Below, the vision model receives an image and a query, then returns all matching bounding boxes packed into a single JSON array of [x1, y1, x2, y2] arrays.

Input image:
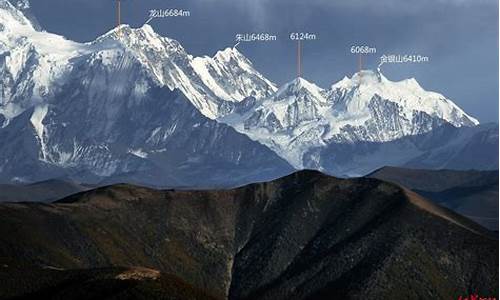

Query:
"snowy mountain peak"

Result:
[[0, 0, 33, 29], [290, 77, 316, 87], [334, 69, 425, 93], [2, 0, 41, 31], [329, 69, 479, 127], [213, 47, 245, 62], [191, 47, 277, 105], [96, 23, 177, 49], [0, 0, 89, 122], [334, 69, 387, 89], [284, 77, 322, 91], [352, 69, 383, 82], [275, 77, 325, 101], [140, 23, 155, 34], [0, 1, 84, 54]]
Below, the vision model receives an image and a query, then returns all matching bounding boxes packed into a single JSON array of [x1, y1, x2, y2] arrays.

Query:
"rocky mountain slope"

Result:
[[0, 171, 497, 299], [0, 83, 294, 186]]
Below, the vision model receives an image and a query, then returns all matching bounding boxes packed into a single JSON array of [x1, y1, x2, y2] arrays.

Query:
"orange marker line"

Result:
[[358, 54, 363, 84], [117, 0, 121, 35], [297, 40, 302, 78]]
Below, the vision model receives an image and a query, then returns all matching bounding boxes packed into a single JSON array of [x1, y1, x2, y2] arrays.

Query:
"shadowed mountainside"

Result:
[[0, 170, 497, 299], [369, 167, 499, 230]]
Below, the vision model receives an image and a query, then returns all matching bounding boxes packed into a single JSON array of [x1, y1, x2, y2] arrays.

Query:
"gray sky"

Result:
[[29, 0, 498, 123]]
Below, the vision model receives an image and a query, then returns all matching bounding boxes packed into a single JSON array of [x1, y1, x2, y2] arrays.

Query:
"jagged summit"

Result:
[[350, 69, 385, 84], [191, 47, 277, 104], [100, 23, 161, 39], [213, 46, 246, 61], [94, 23, 176, 49], [0, 0, 89, 121], [285, 77, 318, 88], [276, 77, 325, 97], [0, 0, 33, 30], [336, 69, 423, 91], [0, 0, 84, 54]]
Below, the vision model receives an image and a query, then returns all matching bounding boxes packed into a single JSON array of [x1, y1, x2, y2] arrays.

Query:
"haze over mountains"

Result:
[[0, 0, 498, 187]]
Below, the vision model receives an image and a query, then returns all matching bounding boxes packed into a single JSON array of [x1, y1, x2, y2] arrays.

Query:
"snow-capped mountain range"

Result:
[[0, 0, 276, 121], [221, 71, 478, 168], [0, 0, 496, 186], [0, 0, 292, 186]]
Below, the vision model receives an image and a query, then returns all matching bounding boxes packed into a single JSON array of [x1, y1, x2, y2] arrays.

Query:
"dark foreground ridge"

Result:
[[0, 170, 497, 299], [369, 166, 499, 230]]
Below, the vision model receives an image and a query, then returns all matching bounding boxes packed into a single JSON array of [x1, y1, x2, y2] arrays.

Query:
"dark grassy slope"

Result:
[[0, 265, 218, 300], [369, 167, 499, 230], [0, 170, 497, 300]]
